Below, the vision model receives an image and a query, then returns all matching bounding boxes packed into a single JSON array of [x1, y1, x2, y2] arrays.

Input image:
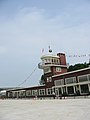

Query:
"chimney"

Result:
[[57, 53, 67, 65]]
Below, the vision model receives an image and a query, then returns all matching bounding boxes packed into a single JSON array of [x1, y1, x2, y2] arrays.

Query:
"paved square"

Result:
[[0, 99, 90, 120]]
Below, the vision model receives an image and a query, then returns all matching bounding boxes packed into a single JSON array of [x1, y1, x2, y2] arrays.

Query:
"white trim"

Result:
[[77, 81, 90, 85], [42, 64, 67, 68]]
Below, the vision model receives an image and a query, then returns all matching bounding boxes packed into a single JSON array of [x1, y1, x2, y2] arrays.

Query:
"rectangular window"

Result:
[[47, 88, 53, 95], [19, 90, 26, 97], [32, 90, 38, 96], [80, 84, 89, 93], [57, 59, 60, 64], [67, 86, 74, 94], [65, 77, 76, 84], [44, 67, 51, 73], [26, 90, 31, 96], [78, 75, 88, 82], [56, 67, 61, 72], [54, 79, 64, 86], [39, 89, 45, 95], [47, 77, 52, 82]]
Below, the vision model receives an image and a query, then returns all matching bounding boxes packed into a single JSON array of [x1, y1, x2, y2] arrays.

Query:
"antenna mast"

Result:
[[48, 45, 52, 53]]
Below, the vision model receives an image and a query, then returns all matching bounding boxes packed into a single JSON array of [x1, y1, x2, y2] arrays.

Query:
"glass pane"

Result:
[[67, 86, 74, 94], [79, 75, 88, 82], [55, 79, 64, 86], [80, 85, 89, 93], [65, 78, 73, 84]]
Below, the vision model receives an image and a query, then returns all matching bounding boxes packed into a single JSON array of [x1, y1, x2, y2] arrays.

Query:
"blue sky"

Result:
[[0, 0, 90, 87]]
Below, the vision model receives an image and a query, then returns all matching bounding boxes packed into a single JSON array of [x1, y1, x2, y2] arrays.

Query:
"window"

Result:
[[52, 58, 54, 63], [47, 88, 53, 95], [26, 90, 31, 96], [56, 67, 61, 72], [39, 89, 45, 95], [54, 79, 64, 86], [44, 58, 52, 64], [67, 86, 74, 94], [44, 59, 47, 63], [47, 77, 52, 82], [80, 84, 89, 93], [12, 91, 17, 97], [18, 91, 22, 97], [44, 67, 51, 73], [32, 90, 38, 96], [57, 59, 58, 63], [54, 59, 56, 63], [65, 77, 76, 84], [19, 90, 26, 97], [78, 75, 88, 82]]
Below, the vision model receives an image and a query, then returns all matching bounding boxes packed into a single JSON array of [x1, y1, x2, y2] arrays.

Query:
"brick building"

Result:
[[6, 52, 90, 99]]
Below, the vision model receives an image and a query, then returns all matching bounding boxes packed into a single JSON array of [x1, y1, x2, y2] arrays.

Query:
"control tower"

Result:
[[38, 48, 67, 86]]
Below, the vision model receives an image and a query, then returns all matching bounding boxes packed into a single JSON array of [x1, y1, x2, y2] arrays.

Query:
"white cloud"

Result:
[[0, 5, 90, 87], [0, 6, 90, 57]]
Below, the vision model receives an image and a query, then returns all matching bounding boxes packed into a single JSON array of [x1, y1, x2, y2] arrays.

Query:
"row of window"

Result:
[[26, 88, 53, 96], [55, 84, 89, 95], [9, 82, 90, 98], [11, 90, 26, 97], [26, 89, 45, 96], [8, 74, 90, 97], [10, 88, 54, 97], [55, 74, 90, 86], [42, 58, 60, 64], [44, 67, 61, 74]]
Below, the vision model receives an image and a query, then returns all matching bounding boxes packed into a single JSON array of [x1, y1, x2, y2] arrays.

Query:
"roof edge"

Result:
[[52, 67, 90, 78]]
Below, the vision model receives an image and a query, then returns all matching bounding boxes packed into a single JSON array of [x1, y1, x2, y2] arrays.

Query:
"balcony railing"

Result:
[[38, 62, 62, 69]]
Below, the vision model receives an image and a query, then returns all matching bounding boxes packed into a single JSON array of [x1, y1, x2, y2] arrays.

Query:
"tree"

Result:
[[39, 74, 46, 85], [68, 62, 90, 72]]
